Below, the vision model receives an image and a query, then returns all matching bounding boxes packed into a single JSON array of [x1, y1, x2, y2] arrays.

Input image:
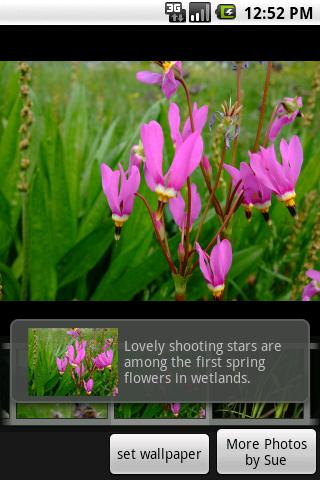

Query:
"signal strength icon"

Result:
[[189, 2, 211, 22]]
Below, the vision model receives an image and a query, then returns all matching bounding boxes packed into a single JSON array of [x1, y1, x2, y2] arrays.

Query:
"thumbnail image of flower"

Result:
[[28, 328, 118, 397]]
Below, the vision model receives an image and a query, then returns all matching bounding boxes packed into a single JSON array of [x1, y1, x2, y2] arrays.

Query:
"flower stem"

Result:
[[231, 63, 242, 166], [135, 192, 177, 274], [226, 64, 242, 208], [263, 102, 280, 147], [178, 75, 224, 219], [253, 61, 273, 152], [189, 193, 243, 274], [225, 180, 242, 216], [177, 77, 194, 273], [205, 194, 243, 252], [172, 273, 189, 301], [212, 141, 227, 196], [177, 77, 195, 131]]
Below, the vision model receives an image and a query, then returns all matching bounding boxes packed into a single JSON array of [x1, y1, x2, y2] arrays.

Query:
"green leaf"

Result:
[[0, 191, 12, 260], [0, 261, 20, 300], [229, 245, 264, 280], [62, 83, 88, 218], [44, 131, 76, 261], [57, 221, 114, 287], [0, 97, 22, 226], [28, 171, 57, 300]]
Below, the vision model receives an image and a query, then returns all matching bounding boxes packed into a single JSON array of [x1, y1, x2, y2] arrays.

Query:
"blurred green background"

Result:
[[0, 61, 319, 301]]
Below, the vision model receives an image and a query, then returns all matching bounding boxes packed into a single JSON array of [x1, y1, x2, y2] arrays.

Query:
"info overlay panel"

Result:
[[11, 319, 309, 403]]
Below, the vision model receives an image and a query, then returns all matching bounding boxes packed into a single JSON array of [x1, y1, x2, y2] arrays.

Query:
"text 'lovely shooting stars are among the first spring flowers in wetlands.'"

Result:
[[100, 60, 310, 301]]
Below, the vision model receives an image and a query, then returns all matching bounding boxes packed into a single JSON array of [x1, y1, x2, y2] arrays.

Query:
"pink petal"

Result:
[[287, 135, 303, 187], [119, 165, 140, 215], [190, 183, 201, 226], [169, 192, 185, 229], [306, 269, 320, 282], [181, 103, 208, 140], [136, 71, 162, 85], [174, 61, 183, 76], [210, 238, 232, 286], [67, 345, 75, 363], [302, 282, 319, 301], [269, 110, 298, 142], [167, 131, 203, 192], [249, 151, 276, 193], [202, 155, 212, 175], [144, 163, 157, 191], [140, 121, 164, 190], [168, 103, 182, 148], [162, 70, 179, 99], [196, 242, 213, 285], [194, 104, 209, 133], [129, 145, 143, 172], [101, 164, 121, 215], [223, 163, 242, 189], [182, 103, 197, 140], [250, 146, 288, 195]]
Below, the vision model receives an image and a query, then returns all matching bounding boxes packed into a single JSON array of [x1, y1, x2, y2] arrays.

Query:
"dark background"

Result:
[[0, 26, 319, 59]]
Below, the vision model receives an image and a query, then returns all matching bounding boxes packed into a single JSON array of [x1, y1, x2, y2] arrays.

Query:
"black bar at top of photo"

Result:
[[0, 301, 318, 337], [0, 26, 319, 60]]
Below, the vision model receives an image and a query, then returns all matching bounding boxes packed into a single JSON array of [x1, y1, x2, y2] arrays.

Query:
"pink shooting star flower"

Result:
[[129, 143, 145, 173], [170, 403, 181, 417], [250, 135, 303, 217], [152, 212, 165, 241], [302, 270, 320, 301], [66, 345, 86, 368], [169, 183, 201, 231], [201, 155, 212, 180], [66, 328, 81, 338], [168, 102, 208, 149], [224, 161, 272, 223], [102, 338, 114, 351], [269, 96, 303, 142], [196, 238, 232, 300], [83, 379, 94, 396], [56, 356, 68, 375], [199, 407, 206, 419], [75, 364, 85, 378], [93, 350, 114, 370], [75, 340, 87, 352], [101, 163, 140, 240], [112, 386, 119, 397], [136, 61, 183, 99], [141, 120, 203, 219]]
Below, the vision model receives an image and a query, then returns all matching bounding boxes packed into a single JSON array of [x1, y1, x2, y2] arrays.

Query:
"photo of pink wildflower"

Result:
[[28, 328, 118, 397], [0, 61, 318, 302]]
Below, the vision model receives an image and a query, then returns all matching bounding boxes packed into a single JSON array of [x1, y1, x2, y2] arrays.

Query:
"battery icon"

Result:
[[215, 4, 236, 19]]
